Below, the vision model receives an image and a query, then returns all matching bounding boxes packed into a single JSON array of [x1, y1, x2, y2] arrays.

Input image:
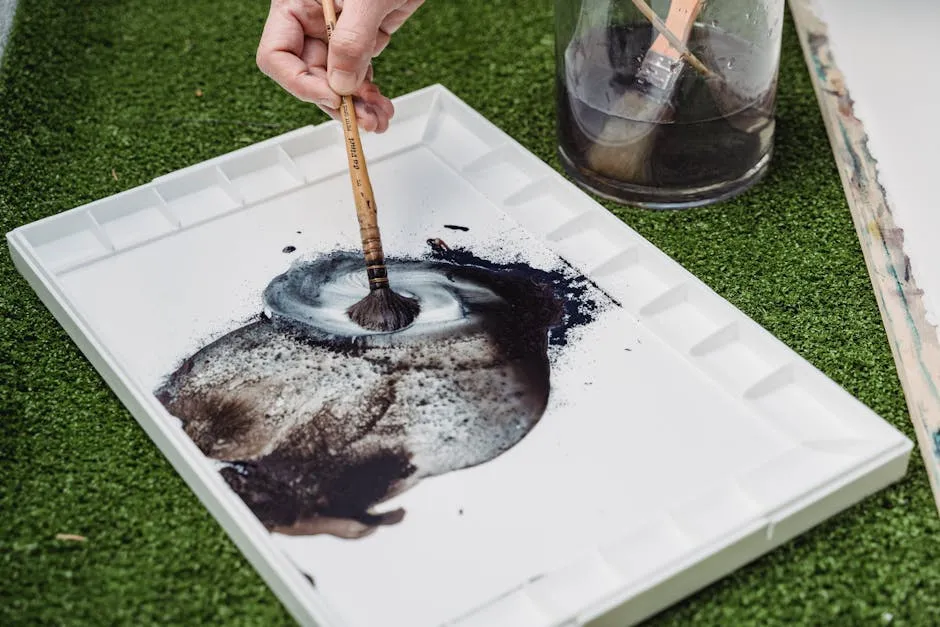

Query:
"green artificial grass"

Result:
[[1, 0, 939, 625]]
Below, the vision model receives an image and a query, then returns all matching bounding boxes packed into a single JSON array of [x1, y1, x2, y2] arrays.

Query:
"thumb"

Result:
[[327, 1, 385, 95]]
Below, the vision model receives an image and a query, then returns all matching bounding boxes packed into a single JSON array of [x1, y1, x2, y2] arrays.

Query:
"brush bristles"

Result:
[[585, 127, 658, 185], [585, 89, 672, 185], [346, 287, 420, 332]]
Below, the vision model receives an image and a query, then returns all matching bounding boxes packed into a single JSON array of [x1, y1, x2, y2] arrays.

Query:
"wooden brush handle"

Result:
[[650, 0, 703, 59], [631, 0, 713, 76], [321, 0, 388, 291]]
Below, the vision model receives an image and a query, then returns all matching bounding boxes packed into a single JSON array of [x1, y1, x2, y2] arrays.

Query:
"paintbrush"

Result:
[[321, 0, 419, 332], [585, 0, 704, 185], [631, 0, 774, 134]]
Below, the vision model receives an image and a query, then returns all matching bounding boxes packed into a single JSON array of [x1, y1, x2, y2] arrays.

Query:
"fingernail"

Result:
[[329, 69, 358, 94]]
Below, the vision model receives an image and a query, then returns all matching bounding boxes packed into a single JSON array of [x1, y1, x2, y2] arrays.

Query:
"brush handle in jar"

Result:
[[632, 0, 712, 76], [649, 0, 703, 59], [321, 0, 389, 291]]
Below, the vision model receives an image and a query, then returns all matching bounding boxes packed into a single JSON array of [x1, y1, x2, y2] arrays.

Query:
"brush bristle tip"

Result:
[[346, 287, 420, 333]]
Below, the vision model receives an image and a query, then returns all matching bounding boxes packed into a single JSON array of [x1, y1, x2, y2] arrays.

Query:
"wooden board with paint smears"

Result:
[[5, 85, 912, 627], [789, 0, 940, 514]]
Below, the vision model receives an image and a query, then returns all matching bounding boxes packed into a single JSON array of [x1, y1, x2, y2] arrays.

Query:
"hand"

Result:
[[256, 0, 425, 133]]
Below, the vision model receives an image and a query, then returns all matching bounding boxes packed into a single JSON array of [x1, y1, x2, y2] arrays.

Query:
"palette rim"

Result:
[[5, 83, 913, 627]]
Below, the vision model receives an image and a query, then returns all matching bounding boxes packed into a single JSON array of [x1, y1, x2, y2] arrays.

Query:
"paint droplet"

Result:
[[444, 224, 469, 232], [283, 246, 296, 254], [427, 238, 450, 254], [296, 231, 302, 234]]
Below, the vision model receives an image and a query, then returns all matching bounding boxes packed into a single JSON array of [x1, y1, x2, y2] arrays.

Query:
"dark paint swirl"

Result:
[[155, 247, 608, 538]]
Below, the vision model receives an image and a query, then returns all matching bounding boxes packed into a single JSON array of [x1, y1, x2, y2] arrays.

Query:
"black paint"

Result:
[[443, 224, 469, 232], [426, 245, 614, 348], [156, 246, 611, 539], [282, 245, 296, 254]]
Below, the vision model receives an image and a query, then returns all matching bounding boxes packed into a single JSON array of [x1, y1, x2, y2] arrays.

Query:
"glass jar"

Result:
[[554, 0, 784, 208]]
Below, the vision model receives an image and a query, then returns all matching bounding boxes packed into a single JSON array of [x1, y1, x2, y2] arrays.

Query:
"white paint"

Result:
[[813, 0, 940, 334]]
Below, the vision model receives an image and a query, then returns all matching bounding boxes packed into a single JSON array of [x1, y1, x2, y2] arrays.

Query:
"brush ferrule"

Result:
[[637, 51, 683, 101], [367, 264, 389, 290]]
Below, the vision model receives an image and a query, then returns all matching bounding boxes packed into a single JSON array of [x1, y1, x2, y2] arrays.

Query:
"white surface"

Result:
[[813, 0, 940, 333], [6, 85, 912, 627]]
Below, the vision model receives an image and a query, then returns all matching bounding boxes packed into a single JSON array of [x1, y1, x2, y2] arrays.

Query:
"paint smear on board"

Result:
[[155, 244, 611, 539]]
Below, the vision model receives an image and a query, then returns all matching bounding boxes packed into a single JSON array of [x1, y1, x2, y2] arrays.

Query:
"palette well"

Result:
[[6, 84, 912, 627]]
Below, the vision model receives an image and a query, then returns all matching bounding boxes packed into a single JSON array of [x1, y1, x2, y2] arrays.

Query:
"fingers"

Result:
[[298, 35, 328, 67], [380, 0, 425, 33], [379, 6, 413, 36], [321, 84, 394, 133], [256, 0, 397, 132], [360, 81, 394, 120], [373, 29, 391, 57], [320, 104, 379, 132], [257, 8, 339, 108], [326, 0, 387, 94], [257, 52, 341, 110], [356, 82, 394, 133]]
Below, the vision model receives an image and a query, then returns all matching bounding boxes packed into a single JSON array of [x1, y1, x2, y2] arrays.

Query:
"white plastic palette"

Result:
[[7, 84, 912, 627]]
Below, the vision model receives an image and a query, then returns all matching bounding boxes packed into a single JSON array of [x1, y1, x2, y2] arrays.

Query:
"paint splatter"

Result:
[[155, 247, 610, 538], [282, 245, 296, 254]]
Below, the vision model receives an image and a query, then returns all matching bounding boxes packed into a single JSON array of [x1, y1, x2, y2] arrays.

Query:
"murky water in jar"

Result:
[[558, 23, 776, 193]]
